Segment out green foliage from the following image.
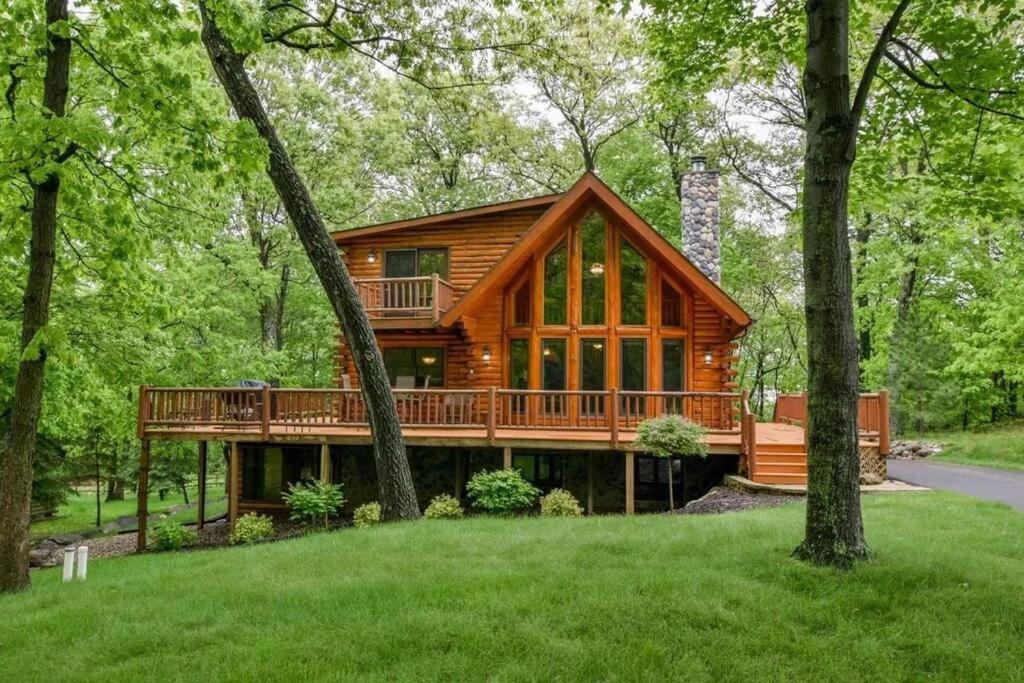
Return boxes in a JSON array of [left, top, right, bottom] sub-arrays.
[[539, 489, 582, 518], [282, 481, 345, 529], [352, 502, 381, 529], [424, 494, 464, 520], [230, 513, 275, 545], [633, 415, 708, 458], [150, 521, 198, 552], [465, 469, 540, 515]]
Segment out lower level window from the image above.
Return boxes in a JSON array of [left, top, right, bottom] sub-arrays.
[[512, 453, 563, 489], [637, 457, 681, 485], [383, 347, 445, 388], [242, 445, 319, 503]]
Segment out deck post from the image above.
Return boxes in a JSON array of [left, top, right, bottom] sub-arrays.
[[487, 386, 497, 445], [503, 446, 512, 470], [261, 385, 271, 440], [610, 388, 620, 448], [136, 439, 151, 551], [431, 272, 441, 321], [136, 385, 149, 439], [320, 443, 330, 483], [624, 451, 635, 515], [878, 389, 891, 455], [801, 390, 809, 452], [454, 450, 463, 503], [197, 441, 208, 531], [587, 454, 594, 515], [228, 441, 239, 533]]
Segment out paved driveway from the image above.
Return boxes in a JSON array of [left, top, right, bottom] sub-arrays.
[[887, 458, 1024, 511]]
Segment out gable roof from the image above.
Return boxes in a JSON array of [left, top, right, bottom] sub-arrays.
[[332, 193, 562, 243], [438, 172, 752, 330]]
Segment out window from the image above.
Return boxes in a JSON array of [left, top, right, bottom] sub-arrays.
[[242, 446, 319, 503], [509, 339, 530, 390], [580, 212, 606, 325], [580, 338, 606, 414], [619, 238, 647, 325], [662, 339, 684, 415], [543, 240, 568, 325], [542, 338, 566, 414], [662, 281, 682, 327], [512, 453, 563, 490], [383, 347, 445, 388], [384, 248, 449, 278], [513, 282, 531, 326], [620, 339, 647, 392], [636, 456, 681, 501]]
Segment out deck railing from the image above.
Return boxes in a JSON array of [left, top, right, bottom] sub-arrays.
[[771, 390, 890, 454], [353, 274, 456, 321], [138, 386, 742, 444]]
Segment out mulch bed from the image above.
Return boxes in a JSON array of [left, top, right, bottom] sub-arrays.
[[678, 486, 802, 515]]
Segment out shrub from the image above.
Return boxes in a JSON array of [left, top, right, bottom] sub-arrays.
[[633, 415, 709, 458], [425, 494, 464, 520], [539, 489, 583, 518], [282, 481, 345, 529], [230, 513, 274, 545], [353, 502, 381, 529], [151, 521, 198, 551], [466, 469, 540, 515]]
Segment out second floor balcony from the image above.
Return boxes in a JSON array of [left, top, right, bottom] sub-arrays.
[[354, 275, 456, 322]]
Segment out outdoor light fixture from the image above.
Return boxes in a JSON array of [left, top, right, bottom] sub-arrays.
[[589, 262, 605, 275], [366, 249, 378, 264], [481, 346, 492, 363], [691, 155, 707, 172], [703, 346, 714, 367]]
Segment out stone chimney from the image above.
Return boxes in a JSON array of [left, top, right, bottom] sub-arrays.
[[680, 155, 721, 283]]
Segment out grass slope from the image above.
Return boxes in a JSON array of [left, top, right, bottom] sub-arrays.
[[909, 423, 1024, 471], [3, 493, 1023, 682], [30, 484, 228, 539]]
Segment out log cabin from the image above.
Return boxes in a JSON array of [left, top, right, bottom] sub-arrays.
[[135, 159, 890, 543]]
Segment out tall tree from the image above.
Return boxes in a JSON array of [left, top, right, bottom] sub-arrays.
[[0, 0, 72, 593], [197, 3, 419, 520]]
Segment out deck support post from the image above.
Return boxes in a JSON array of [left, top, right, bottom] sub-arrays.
[[502, 446, 512, 470], [587, 453, 594, 515], [197, 441, 208, 531], [228, 441, 239, 533], [454, 450, 463, 503], [878, 389, 891, 455], [624, 451, 635, 515], [487, 386, 497, 445], [136, 439, 151, 551], [320, 443, 331, 483], [610, 388, 620, 448]]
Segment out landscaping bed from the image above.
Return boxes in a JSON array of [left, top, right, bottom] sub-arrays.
[[679, 486, 801, 514]]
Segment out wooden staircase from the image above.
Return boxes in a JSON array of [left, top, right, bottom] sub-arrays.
[[750, 442, 807, 485]]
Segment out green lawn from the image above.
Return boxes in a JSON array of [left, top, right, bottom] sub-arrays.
[[30, 483, 228, 539], [3, 492, 1023, 681], [908, 423, 1024, 471]]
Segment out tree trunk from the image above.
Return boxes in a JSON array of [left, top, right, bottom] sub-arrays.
[[793, 0, 869, 569], [199, 4, 419, 520], [106, 477, 125, 502], [0, 0, 71, 594], [854, 215, 872, 369], [886, 251, 918, 435]]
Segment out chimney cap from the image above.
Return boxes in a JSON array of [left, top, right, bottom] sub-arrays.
[[690, 155, 707, 171]]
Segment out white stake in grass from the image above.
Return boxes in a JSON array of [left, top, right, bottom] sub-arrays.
[[62, 549, 75, 583], [76, 546, 88, 580]]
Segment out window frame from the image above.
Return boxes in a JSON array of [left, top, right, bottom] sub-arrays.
[[382, 346, 446, 388], [383, 247, 450, 279]]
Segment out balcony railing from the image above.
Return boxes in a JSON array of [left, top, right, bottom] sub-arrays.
[[772, 391, 890, 454], [353, 274, 456, 322], [137, 386, 743, 446]]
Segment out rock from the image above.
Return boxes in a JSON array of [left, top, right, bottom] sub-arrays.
[[166, 505, 184, 514], [116, 515, 137, 527], [102, 522, 122, 534], [859, 472, 884, 486], [53, 533, 84, 545], [36, 539, 58, 551], [28, 548, 60, 568]]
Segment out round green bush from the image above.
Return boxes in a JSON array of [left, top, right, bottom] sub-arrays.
[[539, 489, 583, 518], [466, 469, 540, 515], [353, 502, 381, 528], [151, 521, 198, 551], [230, 513, 275, 545], [425, 494, 464, 520]]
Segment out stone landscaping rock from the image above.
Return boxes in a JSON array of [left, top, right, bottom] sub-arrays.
[[53, 533, 84, 545], [36, 539, 58, 551], [28, 548, 62, 568], [102, 522, 122, 534], [859, 472, 884, 486], [116, 515, 137, 527], [167, 505, 184, 514], [890, 440, 944, 460]]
